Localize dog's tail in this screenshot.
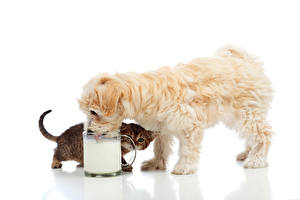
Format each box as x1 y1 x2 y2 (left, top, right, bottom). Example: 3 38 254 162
39 110 58 142
215 45 262 65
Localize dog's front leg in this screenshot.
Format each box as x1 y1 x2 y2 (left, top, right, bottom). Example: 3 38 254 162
172 128 203 175
141 133 173 171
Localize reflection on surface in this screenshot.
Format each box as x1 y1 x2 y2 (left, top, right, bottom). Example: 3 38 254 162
84 175 123 200
125 171 178 200
225 168 272 200
148 171 177 200
173 174 203 200
124 171 203 200
50 168 126 200
44 167 272 200
123 175 153 200
44 168 84 200
47 169 203 200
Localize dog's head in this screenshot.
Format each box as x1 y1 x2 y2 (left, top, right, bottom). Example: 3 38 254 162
78 74 127 135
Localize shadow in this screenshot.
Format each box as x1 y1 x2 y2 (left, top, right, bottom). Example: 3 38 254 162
225 168 272 200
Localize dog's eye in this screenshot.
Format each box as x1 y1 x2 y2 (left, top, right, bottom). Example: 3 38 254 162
138 138 144 143
90 110 98 116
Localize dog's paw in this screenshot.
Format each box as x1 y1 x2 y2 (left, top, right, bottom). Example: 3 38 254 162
236 151 249 161
51 162 62 169
171 163 198 175
243 158 268 168
141 158 166 171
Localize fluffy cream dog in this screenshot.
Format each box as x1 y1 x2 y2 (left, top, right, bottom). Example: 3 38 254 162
78 45 273 175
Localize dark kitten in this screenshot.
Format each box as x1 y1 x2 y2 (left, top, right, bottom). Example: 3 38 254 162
121 123 158 152
39 110 157 171
120 123 159 171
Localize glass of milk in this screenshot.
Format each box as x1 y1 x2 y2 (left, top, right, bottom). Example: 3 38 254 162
83 130 136 177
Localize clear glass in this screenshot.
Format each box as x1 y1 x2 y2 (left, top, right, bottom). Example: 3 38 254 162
83 131 136 177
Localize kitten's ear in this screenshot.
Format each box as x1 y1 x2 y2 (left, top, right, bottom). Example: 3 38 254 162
150 131 159 140
120 123 129 132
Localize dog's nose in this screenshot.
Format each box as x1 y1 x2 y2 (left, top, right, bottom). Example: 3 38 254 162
87 129 93 133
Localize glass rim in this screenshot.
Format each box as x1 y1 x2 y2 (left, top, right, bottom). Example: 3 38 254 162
83 130 121 139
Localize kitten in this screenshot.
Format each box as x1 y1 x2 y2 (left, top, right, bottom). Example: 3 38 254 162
120 123 159 171
39 110 158 172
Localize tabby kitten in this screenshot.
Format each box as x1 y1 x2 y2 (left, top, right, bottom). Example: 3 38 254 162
120 123 159 171
39 110 158 171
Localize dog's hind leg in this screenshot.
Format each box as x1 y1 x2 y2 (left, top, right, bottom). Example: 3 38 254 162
172 127 203 175
141 133 173 171
222 113 252 162
239 113 273 168
236 146 251 161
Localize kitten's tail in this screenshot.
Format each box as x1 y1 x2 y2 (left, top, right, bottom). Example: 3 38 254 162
39 110 58 142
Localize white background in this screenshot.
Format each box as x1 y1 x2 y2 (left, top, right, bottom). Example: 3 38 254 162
0 0 300 200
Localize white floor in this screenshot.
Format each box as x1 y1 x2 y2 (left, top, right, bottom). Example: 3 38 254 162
3 121 300 200
47 167 273 200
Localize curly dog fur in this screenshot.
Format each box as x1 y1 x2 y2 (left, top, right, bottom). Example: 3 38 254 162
78 45 274 175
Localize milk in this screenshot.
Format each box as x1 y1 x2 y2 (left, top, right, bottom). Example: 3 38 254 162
84 138 121 174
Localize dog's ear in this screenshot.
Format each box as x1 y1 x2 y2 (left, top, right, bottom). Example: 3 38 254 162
77 98 84 108
77 98 90 112
95 76 124 117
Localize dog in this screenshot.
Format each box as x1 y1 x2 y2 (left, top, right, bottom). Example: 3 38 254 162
78 45 274 175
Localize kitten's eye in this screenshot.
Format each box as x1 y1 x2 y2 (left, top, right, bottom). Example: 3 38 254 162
138 138 144 143
90 110 98 116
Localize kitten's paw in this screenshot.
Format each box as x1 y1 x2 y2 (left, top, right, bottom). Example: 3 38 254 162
51 162 62 169
77 163 84 168
243 158 268 168
141 158 166 171
236 151 249 161
171 163 198 175
122 165 133 172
